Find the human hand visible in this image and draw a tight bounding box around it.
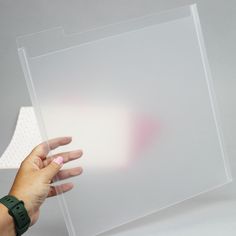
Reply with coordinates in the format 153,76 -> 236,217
8,137 -> 83,226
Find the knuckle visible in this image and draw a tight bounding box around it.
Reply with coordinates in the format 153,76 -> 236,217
20,159 -> 27,167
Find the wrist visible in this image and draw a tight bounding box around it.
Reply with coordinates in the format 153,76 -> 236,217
0,195 -> 31,235
0,203 -> 16,236
9,191 -> 33,221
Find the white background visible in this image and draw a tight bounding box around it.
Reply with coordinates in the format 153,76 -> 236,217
0,0 -> 235,235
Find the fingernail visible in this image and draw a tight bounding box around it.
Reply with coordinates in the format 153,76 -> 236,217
53,156 -> 64,165
71,149 -> 83,158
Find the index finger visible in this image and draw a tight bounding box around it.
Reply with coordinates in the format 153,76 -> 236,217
31,137 -> 72,160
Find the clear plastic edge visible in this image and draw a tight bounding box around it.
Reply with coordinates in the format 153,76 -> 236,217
16,3 -> 232,236
16,4 -> 191,58
18,48 -> 77,236
190,4 -> 232,181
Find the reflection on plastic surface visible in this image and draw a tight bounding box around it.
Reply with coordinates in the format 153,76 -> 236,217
17,4 -> 231,236
40,103 -> 160,169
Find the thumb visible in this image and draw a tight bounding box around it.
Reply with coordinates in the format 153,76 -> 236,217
41,156 -> 64,182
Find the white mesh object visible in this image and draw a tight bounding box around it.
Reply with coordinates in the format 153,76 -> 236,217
0,107 -> 41,169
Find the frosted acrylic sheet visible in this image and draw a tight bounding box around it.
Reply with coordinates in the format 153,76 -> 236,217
17,5 -> 231,236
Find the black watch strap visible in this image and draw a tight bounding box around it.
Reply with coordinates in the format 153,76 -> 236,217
0,195 -> 31,236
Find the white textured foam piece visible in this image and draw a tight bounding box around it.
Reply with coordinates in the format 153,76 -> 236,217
0,107 -> 41,169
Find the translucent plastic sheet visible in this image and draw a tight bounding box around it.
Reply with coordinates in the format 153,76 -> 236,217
17,4 -> 232,236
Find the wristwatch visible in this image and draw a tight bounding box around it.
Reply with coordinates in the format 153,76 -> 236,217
0,195 -> 31,236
